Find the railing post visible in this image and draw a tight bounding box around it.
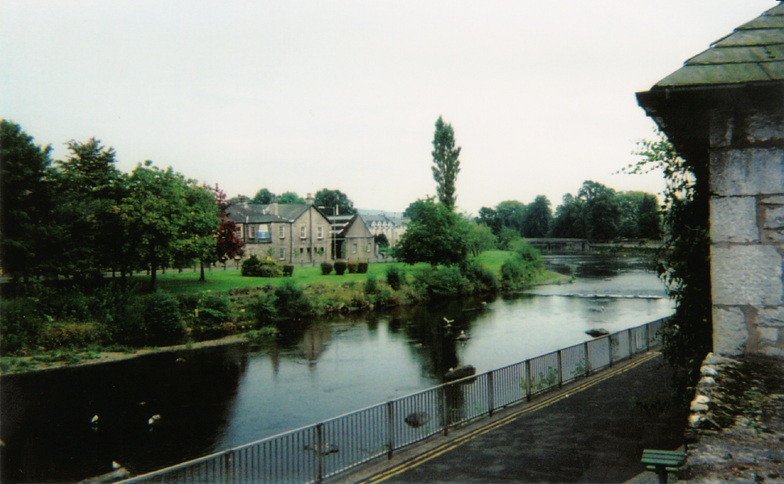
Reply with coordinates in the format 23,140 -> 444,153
386,401 -> 394,459
317,423 -> 324,483
646,323 -> 651,351
487,371 -> 495,417
442,388 -> 449,436
628,328 -> 634,359
525,360 -> 532,401
557,350 -> 563,388
584,342 -> 591,377
608,335 -> 613,368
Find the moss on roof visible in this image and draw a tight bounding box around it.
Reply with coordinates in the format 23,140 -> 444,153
654,3 -> 784,88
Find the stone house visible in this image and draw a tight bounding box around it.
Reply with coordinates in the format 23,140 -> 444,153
328,214 -> 375,261
360,212 -> 407,249
227,196 -> 333,266
637,3 -> 784,358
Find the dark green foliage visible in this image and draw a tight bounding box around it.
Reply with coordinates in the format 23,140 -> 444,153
273,280 -> 312,319
357,261 -> 369,273
241,256 -> 265,276
250,290 -> 278,327
197,293 -> 231,325
395,197 -> 468,267
364,275 -> 379,295
523,195 -> 552,238
374,233 -> 390,248
347,261 -> 357,274
385,265 -> 405,290
282,264 -> 294,277
414,266 -> 469,298
629,130 -> 712,397
321,262 -> 334,275
252,188 -> 273,204
501,241 -> 544,288
0,121 -> 57,280
431,116 -> 461,211
314,188 -> 357,215
460,259 -> 500,293
241,255 -> 282,277
143,291 -> 184,335
334,260 -> 347,275
0,297 -> 44,354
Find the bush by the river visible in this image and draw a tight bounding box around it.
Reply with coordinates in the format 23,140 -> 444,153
385,265 -> 405,291
144,291 -> 184,336
501,240 -> 545,289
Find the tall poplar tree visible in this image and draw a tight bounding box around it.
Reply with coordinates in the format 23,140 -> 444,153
431,116 -> 461,211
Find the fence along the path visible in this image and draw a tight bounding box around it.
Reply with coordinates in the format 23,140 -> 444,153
120,317 -> 667,484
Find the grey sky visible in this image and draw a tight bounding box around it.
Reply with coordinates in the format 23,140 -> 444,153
2,1 -> 777,214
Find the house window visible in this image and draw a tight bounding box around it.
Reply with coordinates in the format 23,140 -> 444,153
236,225 -> 243,239
279,226 -> 285,239
318,227 -> 324,239
258,225 -> 270,241
366,244 -> 371,253
300,226 -> 307,239
353,243 -> 357,254
279,248 -> 285,260
248,225 -> 257,239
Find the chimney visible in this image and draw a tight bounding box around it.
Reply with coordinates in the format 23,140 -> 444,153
306,193 -> 314,206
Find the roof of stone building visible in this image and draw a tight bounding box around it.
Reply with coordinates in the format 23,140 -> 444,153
652,3 -> 784,89
226,203 -> 323,224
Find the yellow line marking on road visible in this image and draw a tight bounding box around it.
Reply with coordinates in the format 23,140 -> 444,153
359,352 -> 661,484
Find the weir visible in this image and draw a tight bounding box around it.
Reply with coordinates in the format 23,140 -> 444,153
119,317 -> 667,484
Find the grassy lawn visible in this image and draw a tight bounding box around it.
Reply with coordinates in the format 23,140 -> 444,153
139,251 -> 560,296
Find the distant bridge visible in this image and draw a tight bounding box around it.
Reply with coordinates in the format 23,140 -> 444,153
525,238 -> 592,251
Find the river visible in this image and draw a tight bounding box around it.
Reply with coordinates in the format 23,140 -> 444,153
0,254 -> 674,483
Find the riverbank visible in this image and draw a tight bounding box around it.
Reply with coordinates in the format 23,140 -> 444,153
0,271 -> 571,376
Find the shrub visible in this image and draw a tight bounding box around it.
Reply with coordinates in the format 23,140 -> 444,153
0,297 -> 43,354
143,291 -> 184,336
241,256 -> 265,276
385,265 -> 405,291
364,275 -> 379,296
259,265 -> 277,278
347,261 -> 357,274
282,264 -> 294,277
197,293 -> 231,326
460,259 -> 500,293
357,261 -> 369,274
414,266 -> 468,298
274,279 -> 313,319
250,290 -> 278,327
321,262 -> 333,275
334,260 -> 347,275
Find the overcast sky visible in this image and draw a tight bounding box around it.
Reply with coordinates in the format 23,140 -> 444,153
2,1 -> 778,215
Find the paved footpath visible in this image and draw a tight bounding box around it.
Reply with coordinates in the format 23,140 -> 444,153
335,352 -> 686,484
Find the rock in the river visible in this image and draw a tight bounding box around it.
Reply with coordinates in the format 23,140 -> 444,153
585,328 -> 609,337
445,365 -> 476,382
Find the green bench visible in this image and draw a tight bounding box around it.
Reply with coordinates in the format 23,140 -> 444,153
641,449 -> 686,484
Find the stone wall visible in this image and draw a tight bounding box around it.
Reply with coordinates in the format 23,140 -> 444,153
709,107 -> 784,357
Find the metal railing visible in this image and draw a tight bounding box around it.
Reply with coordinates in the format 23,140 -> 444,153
120,317 -> 667,484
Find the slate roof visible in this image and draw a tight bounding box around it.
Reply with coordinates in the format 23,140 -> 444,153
653,3 -> 784,89
226,203 -> 316,224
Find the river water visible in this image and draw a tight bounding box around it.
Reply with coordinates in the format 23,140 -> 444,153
0,254 -> 674,483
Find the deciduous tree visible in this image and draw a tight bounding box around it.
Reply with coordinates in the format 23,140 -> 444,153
252,188 -> 273,204
394,197 -> 467,266
0,121 -> 57,280
314,188 -> 356,215
278,191 -> 305,204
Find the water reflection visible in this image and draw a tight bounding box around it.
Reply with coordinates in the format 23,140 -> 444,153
0,255 -> 674,483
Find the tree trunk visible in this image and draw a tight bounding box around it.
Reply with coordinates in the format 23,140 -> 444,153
199,261 -> 205,281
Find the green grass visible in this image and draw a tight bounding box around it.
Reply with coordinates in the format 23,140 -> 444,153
137,261 -> 430,296
140,251 -> 560,296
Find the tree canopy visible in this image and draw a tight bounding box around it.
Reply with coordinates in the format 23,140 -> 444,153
394,197 -> 467,266
277,191 -> 305,204
314,188 -> 356,215
431,116 -> 461,211
0,121 -> 56,279
252,188 -> 273,204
